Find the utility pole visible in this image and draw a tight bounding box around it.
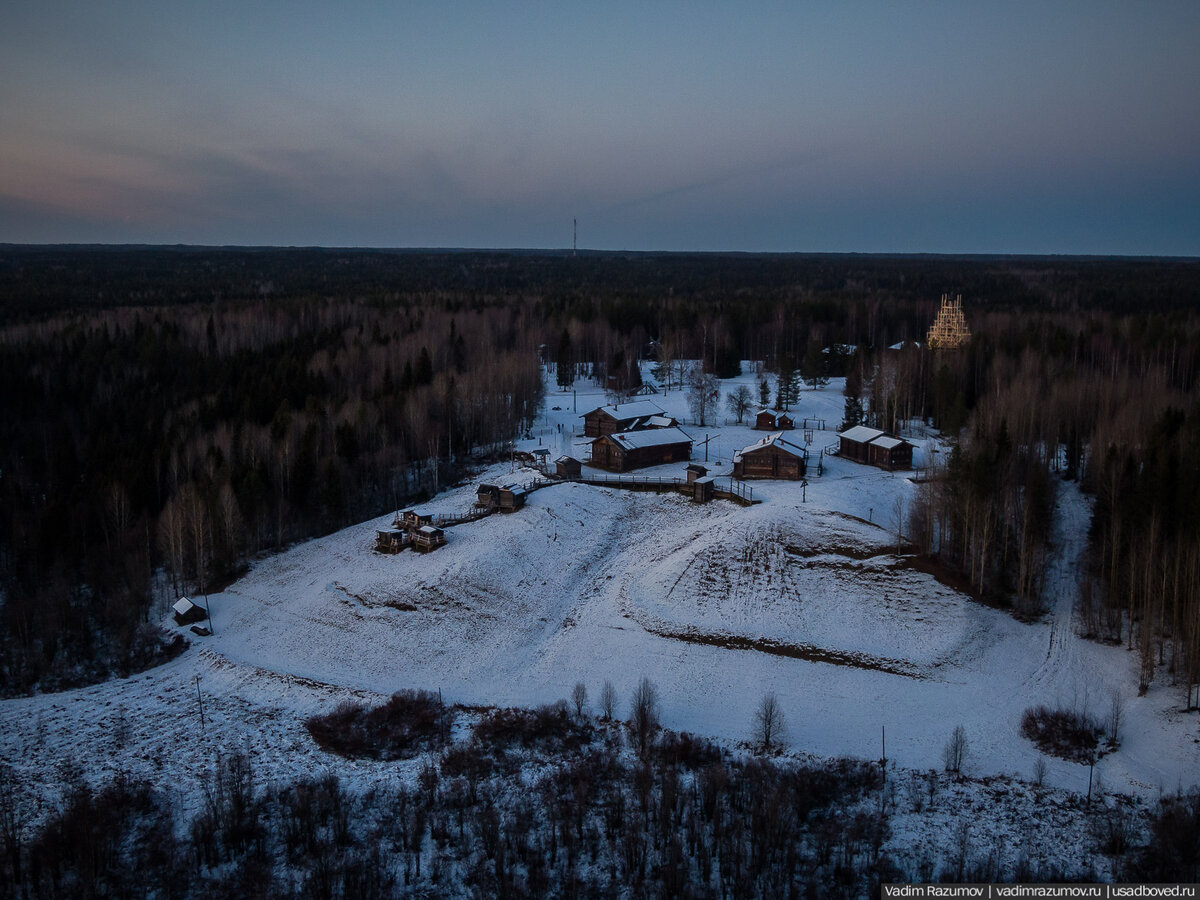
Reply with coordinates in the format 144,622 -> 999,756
880,725 -> 887,782
573,218 -> 577,257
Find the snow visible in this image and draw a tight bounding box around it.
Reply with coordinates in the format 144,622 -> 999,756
839,424 -> 887,443
585,400 -> 666,421
735,431 -> 806,457
2,361 -> 1198,851
604,425 -> 693,451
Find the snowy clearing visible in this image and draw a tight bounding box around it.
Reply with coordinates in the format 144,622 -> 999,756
3,365 -> 1197,847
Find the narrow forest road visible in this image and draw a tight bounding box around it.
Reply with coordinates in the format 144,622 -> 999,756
1024,480 -> 1091,693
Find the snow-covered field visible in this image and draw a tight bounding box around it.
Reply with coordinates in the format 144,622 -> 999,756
3,364 -> 1198,859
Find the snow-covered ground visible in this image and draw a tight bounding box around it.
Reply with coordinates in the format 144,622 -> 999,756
3,363 -> 1198,844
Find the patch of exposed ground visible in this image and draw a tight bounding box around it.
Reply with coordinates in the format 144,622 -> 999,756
642,624 -> 925,678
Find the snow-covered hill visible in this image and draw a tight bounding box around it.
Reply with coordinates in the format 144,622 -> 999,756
2,365 -> 1197,848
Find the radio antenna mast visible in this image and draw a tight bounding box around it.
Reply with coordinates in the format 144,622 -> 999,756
573,218 -> 577,256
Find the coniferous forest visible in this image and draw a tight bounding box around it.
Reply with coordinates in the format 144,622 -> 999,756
2,246 -> 1200,705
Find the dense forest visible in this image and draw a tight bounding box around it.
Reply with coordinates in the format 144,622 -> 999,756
1,246 -> 1199,699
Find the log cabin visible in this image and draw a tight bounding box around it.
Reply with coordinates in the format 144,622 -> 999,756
753,409 -> 795,431
555,456 -> 582,479
732,432 -> 807,480
589,426 -> 693,472
837,425 -> 914,470
581,400 -> 674,437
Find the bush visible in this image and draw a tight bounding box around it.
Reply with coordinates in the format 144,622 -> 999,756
472,702 -> 592,756
1019,705 -> 1102,762
655,731 -> 722,770
305,690 -> 451,760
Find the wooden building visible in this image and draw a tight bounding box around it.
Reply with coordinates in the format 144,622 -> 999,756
733,432 -> 807,480
581,400 -> 673,437
476,484 -> 501,510
691,475 -> 715,503
412,524 -> 447,552
753,409 -> 795,431
172,597 -> 207,626
837,425 -> 914,470
590,426 -> 693,472
686,463 -> 708,483
555,456 -> 582,479
375,528 -> 408,553
867,434 -> 913,470
400,509 -> 433,531
499,484 -> 527,512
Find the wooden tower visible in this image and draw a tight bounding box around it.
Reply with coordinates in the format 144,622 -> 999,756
926,294 -> 970,349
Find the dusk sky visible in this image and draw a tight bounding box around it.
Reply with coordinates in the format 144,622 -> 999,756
2,2 -> 1198,254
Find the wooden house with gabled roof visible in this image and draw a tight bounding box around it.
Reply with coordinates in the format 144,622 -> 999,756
581,400 -> 675,437
754,409 -> 795,431
590,426 -> 693,472
555,456 -> 582,479
837,425 -> 914,471
172,597 -> 207,626
733,432 -> 807,480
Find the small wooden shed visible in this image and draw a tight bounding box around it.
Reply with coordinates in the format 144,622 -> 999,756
412,524 -> 447,552
499,484 -> 527,512
867,434 -> 914,471
476,484 -> 501,509
401,509 -> 433,531
555,456 -> 582,479
172,597 -> 207,626
375,528 -> 408,553
686,463 -> 708,484
837,425 -> 914,471
691,475 -> 715,503
754,410 -> 796,431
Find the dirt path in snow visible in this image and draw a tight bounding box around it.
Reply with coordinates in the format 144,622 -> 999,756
1024,481 -> 1091,692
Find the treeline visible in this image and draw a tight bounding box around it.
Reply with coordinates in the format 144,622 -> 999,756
0,292 -> 543,694
2,247 -> 1200,697
889,306 -> 1200,704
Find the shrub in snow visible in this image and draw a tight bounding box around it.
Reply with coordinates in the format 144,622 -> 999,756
471,701 -> 593,759
1019,705 -> 1102,763
305,689 -> 451,760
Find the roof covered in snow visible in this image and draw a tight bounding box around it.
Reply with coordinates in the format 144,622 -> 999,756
737,432 -> 806,457
582,400 -> 666,421
838,425 -> 886,443
172,597 -> 196,615
602,426 -> 693,451
870,435 -> 908,450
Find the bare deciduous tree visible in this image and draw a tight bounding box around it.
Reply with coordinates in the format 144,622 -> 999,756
1108,690 -> 1124,747
571,682 -> 588,718
686,364 -> 720,427
752,693 -> 787,753
943,724 -> 969,776
599,681 -> 616,721
629,677 -> 660,756
725,385 -> 754,424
